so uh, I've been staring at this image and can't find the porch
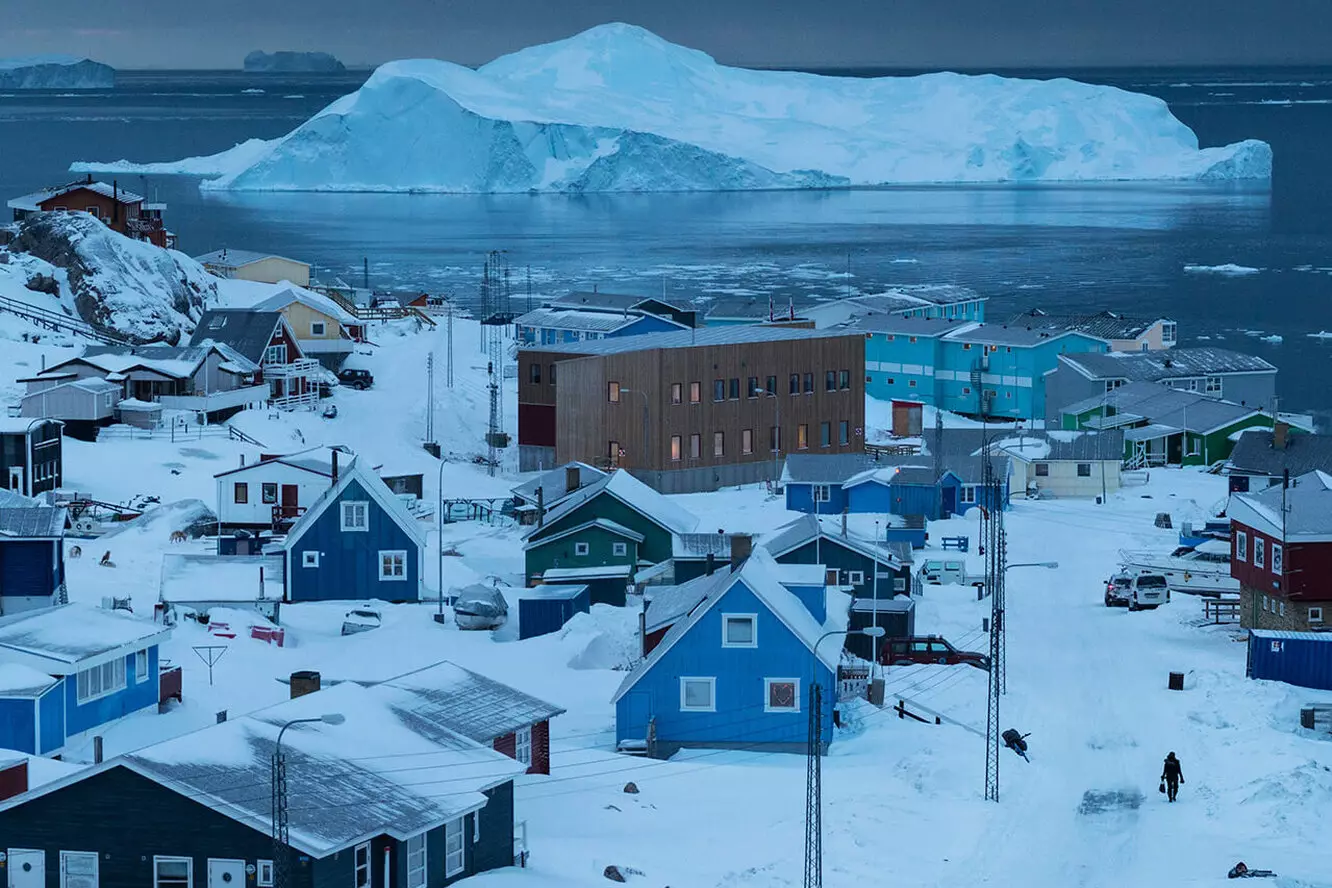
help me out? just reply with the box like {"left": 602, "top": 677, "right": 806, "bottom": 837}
{"left": 156, "top": 384, "right": 269, "bottom": 413}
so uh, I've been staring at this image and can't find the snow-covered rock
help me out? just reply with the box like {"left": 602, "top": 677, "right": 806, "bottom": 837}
{"left": 0, "top": 55, "right": 115, "bottom": 89}
{"left": 73, "top": 24, "right": 1270, "bottom": 193}
{"left": 243, "top": 51, "right": 345, "bottom": 73}
{"left": 8, "top": 214, "right": 213, "bottom": 343}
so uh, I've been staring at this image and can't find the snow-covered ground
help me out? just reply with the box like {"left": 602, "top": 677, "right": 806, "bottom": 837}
{"left": 2, "top": 317, "right": 1329, "bottom": 887}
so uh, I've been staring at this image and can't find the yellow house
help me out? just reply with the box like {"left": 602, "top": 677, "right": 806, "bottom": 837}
{"left": 252, "top": 287, "right": 364, "bottom": 367}
{"left": 195, "top": 248, "right": 311, "bottom": 288}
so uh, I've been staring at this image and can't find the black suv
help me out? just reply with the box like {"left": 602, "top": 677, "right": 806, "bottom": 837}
{"left": 337, "top": 368, "right": 374, "bottom": 390}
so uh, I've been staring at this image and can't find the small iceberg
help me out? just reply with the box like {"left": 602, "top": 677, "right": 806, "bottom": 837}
{"left": 1259, "top": 334, "right": 1283, "bottom": 344}
{"left": 241, "top": 88, "right": 265, "bottom": 94}
{"left": 1308, "top": 331, "right": 1332, "bottom": 341}
{"left": 1184, "top": 263, "right": 1261, "bottom": 276}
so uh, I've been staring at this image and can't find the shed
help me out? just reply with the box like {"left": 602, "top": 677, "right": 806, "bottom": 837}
{"left": 115, "top": 398, "right": 162, "bottom": 429}
{"left": 158, "top": 553, "right": 284, "bottom": 621}
{"left": 518, "top": 584, "right": 591, "bottom": 640}
{"left": 846, "top": 598, "right": 917, "bottom": 660}
{"left": 539, "top": 563, "right": 633, "bottom": 607}
{"left": 1247, "top": 630, "right": 1332, "bottom": 691}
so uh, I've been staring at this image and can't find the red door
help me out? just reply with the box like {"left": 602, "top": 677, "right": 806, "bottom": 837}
{"left": 281, "top": 485, "right": 298, "bottom": 518}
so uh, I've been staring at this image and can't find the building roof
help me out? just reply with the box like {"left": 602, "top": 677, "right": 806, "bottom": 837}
{"left": 252, "top": 286, "right": 359, "bottom": 327}
{"left": 1227, "top": 431, "right": 1332, "bottom": 478}
{"left": 213, "top": 446, "right": 347, "bottom": 480}
{"left": 7, "top": 179, "right": 144, "bottom": 212}
{"left": 542, "top": 564, "right": 633, "bottom": 581}
{"left": 782, "top": 452, "right": 888, "bottom": 484}
{"left": 522, "top": 518, "right": 645, "bottom": 551}
{"left": 189, "top": 310, "right": 291, "bottom": 364}
{"left": 523, "top": 470, "right": 699, "bottom": 540}
{"left": 989, "top": 430, "right": 1126, "bottom": 463}
{"left": 1248, "top": 629, "right": 1332, "bottom": 642}
{"left": 284, "top": 456, "right": 427, "bottom": 553}
{"left": 613, "top": 548, "right": 842, "bottom": 703}
{"left": 1008, "top": 309, "right": 1168, "bottom": 341}
{"left": 1063, "top": 382, "right": 1264, "bottom": 436}
{"left": 0, "top": 662, "right": 60, "bottom": 697}
{"left": 0, "top": 605, "right": 169, "bottom": 671}
{"left": 553, "top": 290, "right": 687, "bottom": 313}
{"left": 696, "top": 294, "right": 816, "bottom": 321}
{"left": 1229, "top": 470, "right": 1332, "bottom": 541}
{"left": 672, "top": 532, "right": 732, "bottom": 559}
{"left": 57, "top": 342, "right": 259, "bottom": 380}
{"left": 159, "top": 554, "right": 284, "bottom": 603}
{"left": 513, "top": 306, "right": 643, "bottom": 334}
{"left": 0, "top": 505, "right": 66, "bottom": 538}
{"left": 19, "top": 378, "right": 120, "bottom": 406}
{"left": 194, "top": 248, "right": 309, "bottom": 270}
{"left": 521, "top": 583, "right": 588, "bottom": 601}
{"left": 838, "top": 314, "right": 976, "bottom": 337}
{"left": 850, "top": 597, "right": 916, "bottom": 614}
{"left": 944, "top": 323, "right": 1105, "bottom": 348}
{"left": 0, "top": 418, "right": 61, "bottom": 434}
{"left": 1060, "top": 348, "right": 1276, "bottom": 382}
{"left": 760, "top": 514, "right": 903, "bottom": 569}
{"left": 530, "top": 324, "right": 858, "bottom": 357}
{"left": 510, "top": 462, "right": 607, "bottom": 506}
{"left": 644, "top": 568, "right": 735, "bottom": 634}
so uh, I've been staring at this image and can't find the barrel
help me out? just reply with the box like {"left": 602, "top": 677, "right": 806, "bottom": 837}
{"left": 1168, "top": 671, "right": 1185, "bottom": 691}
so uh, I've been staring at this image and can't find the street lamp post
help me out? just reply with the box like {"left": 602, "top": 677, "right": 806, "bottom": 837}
{"left": 273, "top": 713, "right": 344, "bottom": 888}
{"left": 756, "top": 388, "right": 781, "bottom": 489}
{"left": 437, "top": 457, "right": 449, "bottom": 621}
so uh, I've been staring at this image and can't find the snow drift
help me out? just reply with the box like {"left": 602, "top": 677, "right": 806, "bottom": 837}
{"left": 0, "top": 55, "right": 115, "bottom": 89}
{"left": 70, "top": 24, "right": 1271, "bottom": 193}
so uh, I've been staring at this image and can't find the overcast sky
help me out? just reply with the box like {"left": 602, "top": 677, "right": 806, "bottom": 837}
{"left": 5, "top": 0, "right": 1331, "bottom": 70}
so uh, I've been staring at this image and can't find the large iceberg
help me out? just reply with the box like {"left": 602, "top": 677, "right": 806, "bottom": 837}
{"left": 71, "top": 24, "right": 1271, "bottom": 193}
{"left": 243, "top": 51, "right": 346, "bottom": 73}
{"left": 0, "top": 55, "right": 115, "bottom": 89}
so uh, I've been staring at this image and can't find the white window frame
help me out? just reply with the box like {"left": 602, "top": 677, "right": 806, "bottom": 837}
{"left": 135, "top": 649, "right": 149, "bottom": 682}
{"left": 1077, "top": 463, "right": 1092, "bottom": 478}
{"left": 764, "top": 677, "right": 801, "bottom": 713}
{"left": 1279, "top": 600, "right": 1286, "bottom": 617}
{"left": 256, "top": 860, "right": 274, "bottom": 887}
{"left": 353, "top": 841, "right": 371, "bottom": 887}
{"left": 444, "top": 818, "right": 465, "bottom": 877}
{"left": 612, "top": 541, "right": 628, "bottom": 557}
{"left": 153, "top": 855, "right": 192, "bottom": 888}
{"left": 1263, "top": 595, "right": 1270, "bottom": 612}
{"left": 60, "top": 850, "right": 99, "bottom": 887}
{"left": 302, "top": 551, "right": 320, "bottom": 568}
{"left": 310, "top": 321, "right": 326, "bottom": 336}
{"left": 1272, "top": 543, "right": 1283, "bottom": 576}
{"left": 812, "top": 484, "right": 831, "bottom": 503}
{"left": 1254, "top": 537, "right": 1265, "bottom": 569}
{"left": 1310, "top": 607, "right": 1324, "bottom": 623}
{"left": 378, "top": 549, "right": 407, "bottom": 581}
{"left": 1236, "top": 531, "right": 1247, "bottom": 562}
{"left": 574, "top": 541, "right": 590, "bottom": 557}
{"left": 405, "top": 833, "right": 427, "bottom": 888}
{"left": 721, "top": 613, "right": 757, "bottom": 648}
{"left": 1205, "top": 376, "right": 1223, "bottom": 394}
{"left": 960, "top": 485, "right": 976, "bottom": 504}
{"left": 76, "top": 657, "right": 127, "bottom": 704}
{"left": 848, "top": 570, "right": 865, "bottom": 585}
{"left": 472, "top": 810, "right": 480, "bottom": 843}
{"left": 515, "top": 726, "right": 532, "bottom": 766}
{"left": 263, "top": 344, "right": 287, "bottom": 366}
{"left": 340, "top": 501, "right": 369, "bottom": 532}
{"left": 679, "top": 676, "right": 717, "bottom": 712}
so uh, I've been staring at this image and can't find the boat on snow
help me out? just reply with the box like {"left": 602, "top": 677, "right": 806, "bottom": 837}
{"left": 1118, "top": 539, "right": 1239, "bottom": 596}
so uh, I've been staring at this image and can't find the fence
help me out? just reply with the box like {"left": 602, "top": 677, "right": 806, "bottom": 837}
{"left": 97, "top": 422, "right": 235, "bottom": 442}
{"left": 0, "top": 293, "right": 126, "bottom": 344}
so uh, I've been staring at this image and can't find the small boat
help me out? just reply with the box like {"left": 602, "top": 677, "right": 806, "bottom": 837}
{"left": 452, "top": 584, "right": 508, "bottom": 630}
{"left": 341, "top": 605, "right": 383, "bottom": 636}
{"left": 1118, "top": 539, "right": 1239, "bottom": 596}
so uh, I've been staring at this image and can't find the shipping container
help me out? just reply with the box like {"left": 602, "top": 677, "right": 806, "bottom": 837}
{"left": 519, "top": 584, "right": 591, "bottom": 640}
{"left": 846, "top": 598, "right": 916, "bottom": 661}
{"left": 1247, "top": 630, "right": 1332, "bottom": 691}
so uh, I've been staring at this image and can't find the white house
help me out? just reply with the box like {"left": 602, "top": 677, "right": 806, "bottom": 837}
{"left": 213, "top": 447, "right": 350, "bottom": 531}
{"left": 997, "top": 430, "right": 1124, "bottom": 499}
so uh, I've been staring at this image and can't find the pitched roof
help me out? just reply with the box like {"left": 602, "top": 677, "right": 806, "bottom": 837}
{"left": 0, "top": 662, "right": 60, "bottom": 697}
{"left": 67, "top": 342, "right": 258, "bottom": 379}
{"left": 943, "top": 323, "right": 1105, "bottom": 347}
{"left": 838, "top": 314, "right": 975, "bottom": 337}
{"left": 1063, "top": 382, "right": 1264, "bottom": 435}
{"left": 19, "top": 378, "right": 120, "bottom": 404}
{"left": 760, "top": 514, "right": 903, "bottom": 569}
{"left": 522, "top": 518, "right": 645, "bottom": 551}
{"left": 0, "top": 505, "right": 66, "bottom": 538}
{"left": 189, "top": 310, "right": 290, "bottom": 364}
{"left": 367, "top": 660, "right": 565, "bottom": 742}
{"left": 283, "top": 456, "right": 427, "bottom": 552}
{"left": 7, "top": 180, "right": 144, "bottom": 212}
{"left": 213, "top": 446, "right": 346, "bottom": 480}
{"left": 1229, "top": 470, "right": 1332, "bottom": 540}
{"left": 697, "top": 294, "right": 815, "bottom": 321}
{"left": 194, "top": 249, "right": 308, "bottom": 269}
{"left": 613, "top": 548, "right": 840, "bottom": 703}
{"left": 523, "top": 470, "right": 698, "bottom": 540}
{"left": 672, "top": 532, "right": 732, "bottom": 559}
{"left": 510, "top": 462, "right": 608, "bottom": 506}
{"left": 530, "top": 325, "right": 858, "bottom": 357}
{"left": 1227, "top": 431, "right": 1332, "bottom": 477}
{"left": 252, "top": 286, "right": 359, "bottom": 326}
{"left": 644, "top": 569, "right": 735, "bottom": 633}
{"left": 513, "top": 306, "right": 682, "bottom": 335}
{"left": 0, "top": 604, "right": 169, "bottom": 670}
{"left": 554, "top": 290, "right": 680, "bottom": 312}
{"left": 782, "top": 452, "right": 886, "bottom": 484}
{"left": 989, "top": 430, "right": 1126, "bottom": 462}
{"left": 1060, "top": 347, "right": 1276, "bottom": 382}
{"left": 1008, "top": 309, "right": 1169, "bottom": 341}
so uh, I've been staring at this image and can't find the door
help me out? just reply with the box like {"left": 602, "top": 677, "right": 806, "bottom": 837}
{"left": 6, "top": 849, "right": 45, "bottom": 888}
{"left": 281, "top": 484, "right": 298, "bottom": 518}
{"left": 207, "top": 858, "right": 246, "bottom": 888}
{"left": 7, "top": 466, "right": 22, "bottom": 493}
{"left": 940, "top": 484, "right": 957, "bottom": 517}
{"left": 59, "top": 851, "right": 98, "bottom": 888}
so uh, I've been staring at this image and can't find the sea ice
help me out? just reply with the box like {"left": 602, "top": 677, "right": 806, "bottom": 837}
{"left": 1183, "top": 263, "right": 1262, "bottom": 276}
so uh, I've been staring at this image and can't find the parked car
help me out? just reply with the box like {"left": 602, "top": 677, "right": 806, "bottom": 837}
{"left": 919, "top": 559, "right": 971, "bottom": 586}
{"left": 879, "top": 636, "right": 990, "bottom": 670}
{"left": 1129, "top": 574, "right": 1169, "bottom": 611}
{"left": 1105, "top": 573, "right": 1132, "bottom": 607}
{"left": 338, "top": 368, "right": 374, "bottom": 390}
{"left": 341, "top": 605, "right": 383, "bottom": 636}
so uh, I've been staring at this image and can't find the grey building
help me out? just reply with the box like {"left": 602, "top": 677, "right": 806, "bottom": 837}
{"left": 1226, "top": 426, "right": 1332, "bottom": 492}
{"left": 1045, "top": 347, "right": 1277, "bottom": 424}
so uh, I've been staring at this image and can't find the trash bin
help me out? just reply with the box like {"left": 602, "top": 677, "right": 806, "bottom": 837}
{"left": 1301, "top": 707, "right": 1316, "bottom": 729}
{"left": 1095, "top": 496, "right": 1102, "bottom": 505}
{"left": 1168, "top": 671, "right": 1185, "bottom": 691}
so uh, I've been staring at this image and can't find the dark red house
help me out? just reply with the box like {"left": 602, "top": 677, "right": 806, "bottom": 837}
{"left": 189, "top": 309, "right": 315, "bottom": 402}
{"left": 1228, "top": 470, "right": 1332, "bottom": 630}
{"left": 7, "top": 175, "right": 176, "bottom": 248}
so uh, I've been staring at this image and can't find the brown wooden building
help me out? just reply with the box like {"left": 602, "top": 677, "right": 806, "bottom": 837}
{"left": 7, "top": 175, "right": 176, "bottom": 248}
{"left": 518, "top": 326, "right": 866, "bottom": 493}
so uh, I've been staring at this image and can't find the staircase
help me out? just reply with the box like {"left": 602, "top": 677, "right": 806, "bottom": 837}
{"left": 0, "top": 293, "right": 126, "bottom": 344}
{"left": 317, "top": 287, "right": 438, "bottom": 328}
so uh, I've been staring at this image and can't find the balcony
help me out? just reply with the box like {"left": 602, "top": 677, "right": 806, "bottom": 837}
{"left": 156, "top": 384, "right": 269, "bottom": 413}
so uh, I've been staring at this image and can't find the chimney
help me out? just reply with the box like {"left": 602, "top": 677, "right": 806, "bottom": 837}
{"left": 536, "top": 486, "right": 545, "bottom": 528}
{"left": 216, "top": 710, "right": 228, "bottom": 724}
{"left": 290, "top": 670, "right": 321, "bottom": 699}
{"left": 0, "top": 759, "right": 28, "bottom": 803}
{"left": 729, "top": 534, "right": 753, "bottom": 573}
{"left": 705, "top": 552, "right": 716, "bottom": 576}
{"left": 93, "top": 736, "right": 104, "bottom": 764}
{"left": 566, "top": 465, "right": 581, "bottom": 494}
{"left": 1274, "top": 421, "right": 1289, "bottom": 451}
{"left": 331, "top": 450, "right": 339, "bottom": 485}
{"left": 841, "top": 511, "right": 848, "bottom": 537}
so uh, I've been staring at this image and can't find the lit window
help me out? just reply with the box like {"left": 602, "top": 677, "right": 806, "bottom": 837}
{"left": 406, "top": 834, "right": 427, "bottom": 888}
{"left": 515, "top": 727, "right": 533, "bottom": 766}
{"left": 765, "top": 678, "right": 800, "bottom": 712}
{"left": 607, "top": 381, "right": 621, "bottom": 403}
{"left": 797, "top": 424, "right": 809, "bottom": 450}
{"left": 722, "top": 614, "right": 757, "bottom": 647}
{"left": 379, "top": 550, "right": 407, "bottom": 580}
{"left": 341, "top": 501, "right": 369, "bottom": 531}
{"left": 680, "top": 677, "right": 716, "bottom": 711}
{"left": 670, "top": 435, "right": 682, "bottom": 461}
{"left": 574, "top": 542, "right": 590, "bottom": 556}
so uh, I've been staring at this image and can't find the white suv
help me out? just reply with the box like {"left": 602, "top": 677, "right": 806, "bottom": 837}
{"left": 1130, "top": 574, "right": 1168, "bottom": 611}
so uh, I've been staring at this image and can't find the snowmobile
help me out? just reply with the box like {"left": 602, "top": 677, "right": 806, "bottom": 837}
{"left": 1002, "top": 728, "right": 1030, "bottom": 762}
{"left": 1228, "top": 862, "right": 1276, "bottom": 879}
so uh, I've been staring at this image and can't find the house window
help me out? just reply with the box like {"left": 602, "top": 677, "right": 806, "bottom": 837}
{"left": 1205, "top": 376, "right": 1223, "bottom": 394}
{"left": 680, "top": 677, "right": 716, "bottom": 711}
{"left": 379, "top": 550, "right": 407, "bottom": 580}
{"left": 887, "top": 378, "right": 895, "bottom": 385}
{"left": 76, "top": 657, "right": 126, "bottom": 703}
{"left": 789, "top": 373, "right": 800, "bottom": 395}
{"left": 606, "top": 441, "right": 621, "bottom": 468}
{"left": 1162, "top": 322, "right": 1177, "bottom": 343}
{"left": 1034, "top": 463, "right": 1050, "bottom": 477}
{"left": 515, "top": 726, "right": 533, "bottom": 766}
{"left": 1077, "top": 463, "right": 1092, "bottom": 478}
{"left": 574, "top": 542, "right": 590, "bottom": 557}
{"left": 894, "top": 578, "right": 907, "bottom": 592}
{"left": 310, "top": 321, "right": 326, "bottom": 336}
{"left": 770, "top": 426, "right": 781, "bottom": 453}
{"left": 765, "top": 678, "right": 800, "bottom": 713}
{"left": 257, "top": 860, "right": 274, "bottom": 887}
{"left": 722, "top": 614, "right": 757, "bottom": 647}
{"left": 960, "top": 486, "right": 976, "bottom": 504}
{"left": 529, "top": 363, "right": 541, "bottom": 384}
{"left": 690, "top": 434, "right": 701, "bottom": 459}
{"left": 549, "top": 364, "right": 557, "bottom": 385}
{"left": 341, "top": 501, "right": 369, "bottom": 531}
{"left": 742, "top": 429, "right": 753, "bottom": 455}
{"left": 908, "top": 379, "right": 917, "bottom": 388}
{"left": 154, "top": 856, "right": 192, "bottom": 888}
{"left": 839, "top": 370, "right": 850, "bottom": 390}
{"left": 803, "top": 373, "right": 814, "bottom": 394}
{"left": 813, "top": 484, "right": 831, "bottom": 503}
{"left": 61, "top": 851, "right": 99, "bottom": 887}
{"left": 262, "top": 482, "right": 278, "bottom": 504}
{"left": 670, "top": 436, "right": 682, "bottom": 461}
{"left": 303, "top": 551, "right": 319, "bottom": 568}
{"left": 714, "top": 379, "right": 726, "bottom": 401}
{"left": 747, "top": 377, "right": 759, "bottom": 398}
{"left": 848, "top": 570, "right": 865, "bottom": 585}
{"left": 765, "top": 375, "right": 777, "bottom": 397}
{"left": 1263, "top": 595, "right": 1270, "bottom": 612}
{"left": 135, "top": 649, "right": 149, "bottom": 682}
{"left": 444, "top": 819, "right": 465, "bottom": 876}
{"left": 1279, "top": 600, "right": 1286, "bottom": 617}
{"left": 608, "top": 381, "right": 621, "bottom": 403}
{"left": 354, "top": 841, "right": 372, "bottom": 886}
{"left": 689, "top": 382, "right": 701, "bottom": 403}
{"left": 909, "top": 336, "right": 918, "bottom": 344}
{"left": 1272, "top": 544, "right": 1283, "bottom": 575}
{"left": 1236, "top": 531, "right": 1248, "bottom": 562}
{"left": 713, "top": 431, "right": 725, "bottom": 457}
{"left": 1254, "top": 537, "right": 1265, "bottom": 569}
{"left": 406, "top": 834, "right": 427, "bottom": 888}
{"left": 820, "top": 422, "right": 831, "bottom": 447}
{"left": 825, "top": 370, "right": 837, "bottom": 392}
{"left": 797, "top": 424, "right": 809, "bottom": 450}
{"left": 728, "top": 378, "right": 740, "bottom": 400}
{"left": 963, "top": 343, "right": 972, "bottom": 350}
{"left": 234, "top": 482, "right": 248, "bottom": 504}
{"left": 264, "top": 344, "right": 287, "bottom": 365}
{"left": 1310, "top": 607, "right": 1324, "bottom": 623}
{"left": 671, "top": 383, "right": 682, "bottom": 404}
{"left": 839, "top": 420, "right": 849, "bottom": 445}
{"left": 613, "top": 541, "right": 628, "bottom": 557}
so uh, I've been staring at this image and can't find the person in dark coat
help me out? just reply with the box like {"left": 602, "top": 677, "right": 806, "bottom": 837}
{"left": 1161, "top": 752, "right": 1184, "bottom": 802}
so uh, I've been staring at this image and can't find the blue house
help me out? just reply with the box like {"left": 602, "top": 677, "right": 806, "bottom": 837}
{"left": 783, "top": 450, "right": 1008, "bottom": 520}
{"left": 0, "top": 604, "right": 171, "bottom": 757}
{"left": 282, "top": 458, "right": 426, "bottom": 603}
{"left": 761, "top": 514, "right": 911, "bottom": 599}
{"left": 613, "top": 549, "right": 840, "bottom": 757}
{"left": 0, "top": 498, "right": 67, "bottom": 615}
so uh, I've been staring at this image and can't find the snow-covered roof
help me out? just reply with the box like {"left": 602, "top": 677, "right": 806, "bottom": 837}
{"left": 838, "top": 314, "right": 976, "bottom": 337}
{"left": 194, "top": 249, "right": 308, "bottom": 270}
{"left": 214, "top": 446, "right": 346, "bottom": 480}
{"left": 0, "top": 605, "right": 170, "bottom": 671}
{"left": 1008, "top": 309, "right": 1168, "bottom": 341}
{"left": 0, "top": 417, "right": 61, "bottom": 434}
{"left": 523, "top": 518, "right": 645, "bottom": 551}
{"left": 0, "top": 662, "right": 60, "bottom": 697}
{"left": 253, "top": 286, "right": 359, "bottom": 326}
{"left": 1063, "top": 382, "right": 1264, "bottom": 435}
{"left": 993, "top": 430, "right": 1125, "bottom": 463}
{"left": 672, "top": 532, "right": 732, "bottom": 559}
{"left": 510, "top": 461, "right": 607, "bottom": 505}
{"left": 1060, "top": 347, "right": 1276, "bottom": 382}
{"left": 513, "top": 306, "right": 647, "bottom": 334}
{"left": 542, "top": 564, "right": 633, "bottom": 581}
{"left": 284, "top": 456, "right": 427, "bottom": 552}
{"left": 20, "top": 378, "right": 120, "bottom": 403}
{"left": 0, "top": 506, "right": 66, "bottom": 538}
{"left": 944, "top": 323, "right": 1105, "bottom": 347}
{"left": 614, "top": 548, "right": 840, "bottom": 703}
{"left": 189, "top": 310, "right": 290, "bottom": 364}
{"left": 524, "top": 470, "right": 698, "bottom": 540}
{"left": 521, "top": 583, "right": 588, "bottom": 600}
{"left": 1228, "top": 431, "right": 1332, "bottom": 477}
{"left": 1230, "top": 470, "right": 1332, "bottom": 541}
{"left": 7, "top": 179, "right": 143, "bottom": 212}
{"left": 644, "top": 569, "right": 735, "bottom": 633}
{"left": 552, "top": 290, "right": 687, "bottom": 313}
{"left": 59, "top": 342, "right": 259, "bottom": 380}
{"left": 531, "top": 324, "right": 860, "bottom": 357}
{"left": 159, "top": 554, "right": 284, "bottom": 603}
{"left": 760, "top": 514, "right": 903, "bottom": 569}
{"left": 782, "top": 452, "right": 886, "bottom": 484}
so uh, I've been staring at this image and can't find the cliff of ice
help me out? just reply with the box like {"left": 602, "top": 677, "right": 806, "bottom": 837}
{"left": 244, "top": 51, "right": 346, "bottom": 73}
{"left": 0, "top": 55, "right": 115, "bottom": 89}
{"left": 72, "top": 23, "right": 1272, "bottom": 192}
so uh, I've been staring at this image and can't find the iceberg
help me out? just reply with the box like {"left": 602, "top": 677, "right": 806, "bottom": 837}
{"left": 0, "top": 55, "right": 115, "bottom": 89}
{"left": 72, "top": 23, "right": 1272, "bottom": 193}
{"left": 243, "top": 51, "right": 346, "bottom": 73}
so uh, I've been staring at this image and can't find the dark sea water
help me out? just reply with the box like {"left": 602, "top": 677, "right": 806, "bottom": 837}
{"left": 1, "top": 67, "right": 1329, "bottom": 423}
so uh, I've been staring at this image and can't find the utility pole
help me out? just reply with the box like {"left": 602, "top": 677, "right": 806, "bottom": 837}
{"left": 803, "top": 682, "right": 823, "bottom": 888}
{"left": 446, "top": 302, "right": 454, "bottom": 389}
{"left": 982, "top": 431, "right": 1007, "bottom": 802}
{"left": 425, "top": 352, "right": 435, "bottom": 445}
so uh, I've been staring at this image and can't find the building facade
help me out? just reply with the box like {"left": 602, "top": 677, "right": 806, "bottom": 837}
{"left": 8, "top": 176, "right": 175, "bottom": 248}
{"left": 0, "top": 503, "right": 66, "bottom": 615}
{"left": 1008, "top": 309, "right": 1177, "bottom": 352}
{"left": 194, "top": 249, "right": 312, "bottom": 287}
{"left": 0, "top": 419, "right": 62, "bottom": 498}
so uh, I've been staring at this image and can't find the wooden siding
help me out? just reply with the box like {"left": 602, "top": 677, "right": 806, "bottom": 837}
{"left": 523, "top": 524, "right": 639, "bottom": 582}
{"left": 1232, "top": 518, "right": 1332, "bottom": 603}
{"left": 63, "top": 646, "right": 160, "bottom": 740}
{"left": 283, "top": 301, "right": 345, "bottom": 341}
{"left": 492, "top": 719, "right": 551, "bottom": 775}
{"left": 230, "top": 256, "right": 311, "bottom": 288}
{"left": 527, "top": 493, "right": 674, "bottom": 565}
{"left": 0, "top": 539, "right": 62, "bottom": 600}
{"left": 775, "top": 539, "right": 909, "bottom": 600}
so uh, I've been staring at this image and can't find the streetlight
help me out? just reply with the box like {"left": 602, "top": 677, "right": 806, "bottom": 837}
{"left": 273, "top": 713, "right": 344, "bottom": 888}
{"left": 619, "top": 388, "right": 652, "bottom": 470}
{"left": 755, "top": 388, "right": 781, "bottom": 489}
{"left": 437, "top": 457, "right": 449, "bottom": 622}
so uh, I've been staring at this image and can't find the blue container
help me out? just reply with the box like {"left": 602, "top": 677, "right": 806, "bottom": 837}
{"left": 1247, "top": 630, "right": 1332, "bottom": 691}
{"left": 519, "top": 584, "right": 591, "bottom": 640}
{"left": 884, "top": 526, "right": 927, "bottom": 550}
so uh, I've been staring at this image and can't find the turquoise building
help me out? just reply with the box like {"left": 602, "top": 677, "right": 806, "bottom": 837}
{"left": 852, "top": 316, "right": 1110, "bottom": 420}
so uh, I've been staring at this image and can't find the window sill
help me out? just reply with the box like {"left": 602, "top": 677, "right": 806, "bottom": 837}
{"left": 679, "top": 706, "right": 716, "bottom": 713}
{"left": 379, "top": 575, "right": 408, "bottom": 582}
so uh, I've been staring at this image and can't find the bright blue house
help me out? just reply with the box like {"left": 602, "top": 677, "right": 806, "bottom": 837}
{"left": 783, "top": 451, "right": 1008, "bottom": 520}
{"left": 514, "top": 302, "right": 688, "bottom": 347}
{"left": 0, "top": 604, "right": 171, "bottom": 756}
{"left": 0, "top": 499, "right": 67, "bottom": 615}
{"left": 282, "top": 458, "right": 426, "bottom": 603}
{"left": 613, "top": 549, "right": 840, "bottom": 757}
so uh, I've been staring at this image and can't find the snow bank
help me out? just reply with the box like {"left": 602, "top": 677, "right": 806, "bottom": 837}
{"left": 70, "top": 23, "right": 1271, "bottom": 193}
{"left": 1184, "top": 263, "right": 1262, "bottom": 276}
{"left": 0, "top": 56, "right": 114, "bottom": 89}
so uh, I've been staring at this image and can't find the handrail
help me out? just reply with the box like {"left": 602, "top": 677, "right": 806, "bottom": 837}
{"left": 0, "top": 292, "right": 127, "bottom": 344}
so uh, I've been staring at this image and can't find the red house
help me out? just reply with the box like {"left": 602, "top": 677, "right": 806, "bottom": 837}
{"left": 189, "top": 309, "right": 317, "bottom": 405}
{"left": 7, "top": 175, "right": 176, "bottom": 248}
{"left": 1228, "top": 470, "right": 1332, "bottom": 630}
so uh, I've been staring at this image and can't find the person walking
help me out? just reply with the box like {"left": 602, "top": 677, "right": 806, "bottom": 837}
{"left": 1161, "top": 752, "right": 1184, "bottom": 802}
